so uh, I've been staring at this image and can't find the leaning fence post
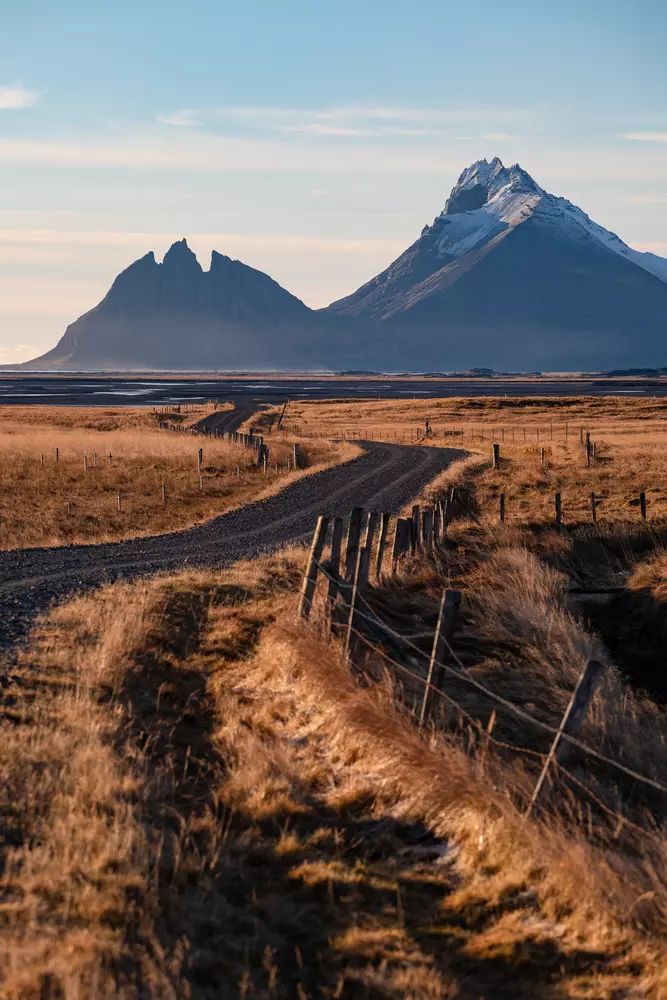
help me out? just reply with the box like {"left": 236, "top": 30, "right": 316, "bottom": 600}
{"left": 298, "top": 515, "right": 330, "bottom": 620}
{"left": 375, "top": 512, "right": 391, "bottom": 580}
{"left": 419, "top": 589, "right": 462, "bottom": 726}
{"left": 525, "top": 659, "right": 605, "bottom": 817}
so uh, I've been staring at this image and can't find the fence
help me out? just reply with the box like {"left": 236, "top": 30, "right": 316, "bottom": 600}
{"left": 295, "top": 503, "right": 667, "bottom": 840}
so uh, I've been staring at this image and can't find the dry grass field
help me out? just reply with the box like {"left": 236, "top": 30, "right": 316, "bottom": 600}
{"left": 5, "top": 396, "right": 667, "bottom": 997}
{"left": 0, "top": 406, "right": 357, "bottom": 549}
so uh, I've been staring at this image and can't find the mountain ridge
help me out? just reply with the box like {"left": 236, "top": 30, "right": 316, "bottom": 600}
{"left": 22, "top": 158, "right": 667, "bottom": 371}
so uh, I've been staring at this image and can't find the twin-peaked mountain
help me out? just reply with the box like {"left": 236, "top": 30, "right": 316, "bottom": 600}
{"left": 27, "top": 158, "right": 667, "bottom": 371}
{"left": 31, "top": 241, "right": 352, "bottom": 370}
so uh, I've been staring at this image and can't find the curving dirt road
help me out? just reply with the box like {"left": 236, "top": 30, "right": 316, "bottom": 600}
{"left": 0, "top": 439, "right": 464, "bottom": 647}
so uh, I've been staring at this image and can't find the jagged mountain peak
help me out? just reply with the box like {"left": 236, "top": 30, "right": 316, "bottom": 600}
{"left": 443, "top": 157, "right": 542, "bottom": 216}
{"left": 162, "top": 238, "right": 202, "bottom": 271}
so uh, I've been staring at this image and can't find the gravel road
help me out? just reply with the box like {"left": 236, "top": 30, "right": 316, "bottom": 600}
{"left": 0, "top": 440, "right": 464, "bottom": 647}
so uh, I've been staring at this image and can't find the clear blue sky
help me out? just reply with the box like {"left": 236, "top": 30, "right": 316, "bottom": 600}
{"left": 1, "top": 0, "right": 666, "bottom": 360}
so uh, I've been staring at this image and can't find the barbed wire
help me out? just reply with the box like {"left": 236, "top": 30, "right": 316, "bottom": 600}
{"left": 308, "top": 554, "right": 667, "bottom": 799}
{"left": 316, "top": 581, "right": 666, "bottom": 847}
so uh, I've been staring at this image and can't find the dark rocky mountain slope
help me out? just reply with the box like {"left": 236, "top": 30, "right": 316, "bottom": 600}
{"left": 24, "top": 158, "right": 667, "bottom": 371}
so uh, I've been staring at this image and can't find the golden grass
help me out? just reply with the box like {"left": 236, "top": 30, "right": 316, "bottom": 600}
{"left": 3, "top": 538, "right": 667, "bottom": 997}
{"left": 0, "top": 407, "right": 358, "bottom": 549}
{"left": 7, "top": 396, "right": 667, "bottom": 996}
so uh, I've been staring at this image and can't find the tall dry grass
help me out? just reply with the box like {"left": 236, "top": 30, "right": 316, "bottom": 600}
{"left": 0, "top": 408, "right": 357, "bottom": 549}
{"left": 3, "top": 544, "right": 667, "bottom": 996}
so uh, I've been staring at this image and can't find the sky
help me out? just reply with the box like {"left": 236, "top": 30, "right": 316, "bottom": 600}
{"left": 1, "top": 0, "right": 666, "bottom": 363}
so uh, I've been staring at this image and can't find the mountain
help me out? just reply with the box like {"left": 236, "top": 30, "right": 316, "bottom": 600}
{"left": 326, "top": 157, "right": 667, "bottom": 371}
{"left": 27, "top": 240, "right": 368, "bottom": 370}
{"left": 23, "top": 159, "right": 667, "bottom": 371}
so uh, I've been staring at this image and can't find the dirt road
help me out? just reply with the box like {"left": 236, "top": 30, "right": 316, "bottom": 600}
{"left": 0, "top": 438, "right": 463, "bottom": 647}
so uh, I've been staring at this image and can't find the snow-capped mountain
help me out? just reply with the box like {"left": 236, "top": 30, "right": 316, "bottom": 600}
{"left": 326, "top": 157, "right": 667, "bottom": 370}
{"left": 329, "top": 157, "right": 667, "bottom": 320}
{"left": 22, "top": 160, "right": 667, "bottom": 371}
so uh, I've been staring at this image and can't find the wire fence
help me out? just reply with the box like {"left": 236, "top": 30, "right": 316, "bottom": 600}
{"left": 295, "top": 510, "right": 667, "bottom": 848}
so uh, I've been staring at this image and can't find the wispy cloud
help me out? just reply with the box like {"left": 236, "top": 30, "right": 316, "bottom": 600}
{"left": 155, "top": 102, "right": 530, "bottom": 138}
{"left": 0, "top": 228, "right": 405, "bottom": 257}
{"left": 621, "top": 132, "right": 667, "bottom": 143}
{"left": 156, "top": 108, "right": 202, "bottom": 127}
{"left": 627, "top": 195, "right": 667, "bottom": 204}
{"left": 482, "top": 132, "right": 513, "bottom": 142}
{"left": 0, "top": 82, "right": 40, "bottom": 110}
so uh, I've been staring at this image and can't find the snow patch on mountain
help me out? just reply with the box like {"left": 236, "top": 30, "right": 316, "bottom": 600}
{"left": 419, "top": 157, "right": 667, "bottom": 285}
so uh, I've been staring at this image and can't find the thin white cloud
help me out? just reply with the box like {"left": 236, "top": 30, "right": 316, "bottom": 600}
{"left": 482, "top": 132, "right": 513, "bottom": 142}
{"left": 0, "top": 227, "right": 405, "bottom": 257}
{"left": 156, "top": 108, "right": 203, "bottom": 127}
{"left": 627, "top": 195, "right": 667, "bottom": 204}
{"left": 0, "top": 133, "right": 461, "bottom": 175}
{"left": 0, "top": 82, "right": 40, "bottom": 110}
{"left": 155, "top": 103, "right": 531, "bottom": 137}
{"left": 621, "top": 132, "right": 667, "bottom": 143}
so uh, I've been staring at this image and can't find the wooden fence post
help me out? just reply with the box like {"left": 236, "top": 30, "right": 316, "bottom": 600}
{"left": 423, "top": 507, "right": 434, "bottom": 551}
{"left": 540, "top": 447, "right": 545, "bottom": 469}
{"left": 433, "top": 503, "right": 441, "bottom": 543}
{"left": 344, "top": 513, "right": 378, "bottom": 657}
{"left": 640, "top": 491, "right": 647, "bottom": 521}
{"left": 55, "top": 447, "right": 59, "bottom": 464}
{"left": 84, "top": 454, "right": 88, "bottom": 474}
{"left": 492, "top": 443, "right": 500, "bottom": 468}
{"left": 375, "top": 512, "right": 391, "bottom": 580}
{"left": 555, "top": 492, "right": 562, "bottom": 526}
{"left": 419, "top": 590, "right": 462, "bottom": 726}
{"left": 525, "top": 659, "right": 605, "bottom": 816}
{"left": 298, "top": 515, "right": 330, "bottom": 619}
{"left": 327, "top": 516, "right": 344, "bottom": 615}
{"left": 391, "top": 518, "right": 408, "bottom": 573}
{"left": 411, "top": 504, "right": 421, "bottom": 552}
{"left": 344, "top": 507, "right": 365, "bottom": 582}
{"left": 197, "top": 448, "right": 203, "bottom": 473}
{"left": 162, "top": 484, "right": 167, "bottom": 504}
{"left": 293, "top": 443, "right": 299, "bottom": 470}
{"left": 586, "top": 432, "right": 591, "bottom": 468}
{"left": 117, "top": 492, "right": 122, "bottom": 512}
{"left": 499, "top": 493, "right": 505, "bottom": 523}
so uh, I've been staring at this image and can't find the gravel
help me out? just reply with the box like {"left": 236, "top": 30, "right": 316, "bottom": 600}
{"left": 0, "top": 441, "right": 464, "bottom": 648}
